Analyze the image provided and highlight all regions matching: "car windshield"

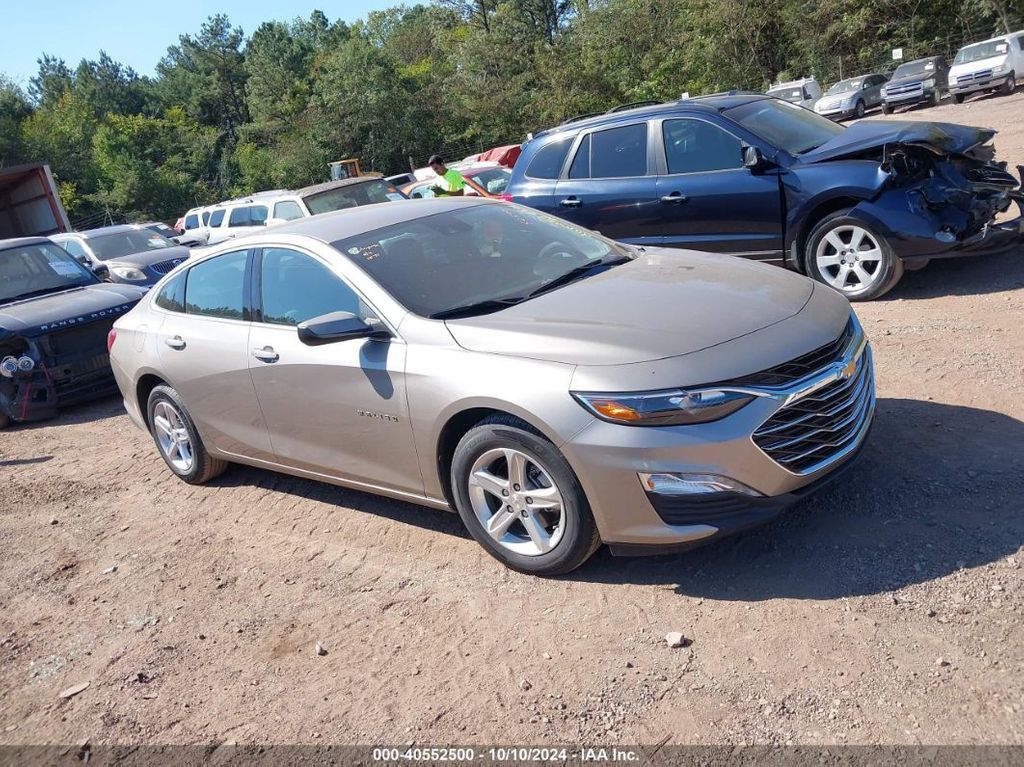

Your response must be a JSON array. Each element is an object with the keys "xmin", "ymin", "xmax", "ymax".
[
  {"xmin": 725, "ymin": 98, "xmax": 844, "ymax": 155},
  {"xmin": 893, "ymin": 59, "xmax": 937, "ymax": 78},
  {"xmin": 303, "ymin": 180, "xmax": 407, "ymax": 216},
  {"xmin": 85, "ymin": 230, "xmax": 175, "ymax": 261},
  {"xmin": 826, "ymin": 78, "xmax": 864, "ymax": 95},
  {"xmin": 331, "ymin": 203, "xmax": 632, "ymax": 318},
  {"xmin": 953, "ymin": 40, "xmax": 1010, "ymax": 64},
  {"xmin": 767, "ymin": 87, "xmax": 805, "ymax": 103},
  {"xmin": 464, "ymin": 167, "xmax": 511, "ymax": 195},
  {"xmin": 0, "ymin": 241, "xmax": 97, "ymax": 304}
]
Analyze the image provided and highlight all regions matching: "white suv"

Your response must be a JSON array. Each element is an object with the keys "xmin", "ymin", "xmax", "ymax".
[
  {"xmin": 949, "ymin": 31, "xmax": 1024, "ymax": 103},
  {"xmin": 203, "ymin": 178, "xmax": 407, "ymax": 246}
]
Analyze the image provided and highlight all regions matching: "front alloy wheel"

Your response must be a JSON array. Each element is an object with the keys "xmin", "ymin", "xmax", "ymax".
[
  {"xmin": 451, "ymin": 415, "xmax": 600, "ymax": 575},
  {"xmin": 805, "ymin": 210, "xmax": 903, "ymax": 301}
]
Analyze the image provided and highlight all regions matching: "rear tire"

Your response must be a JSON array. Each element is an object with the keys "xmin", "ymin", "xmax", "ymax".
[
  {"xmin": 147, "ymin": 385, "xmax": 228, "ymax": 484},
  {"xmin": 804, "ymin": 209, "xmax": 904, "ymax": 301},
  {"xmin": 451, "ymin": 415, "xmax": 600, "ymax": 576}
]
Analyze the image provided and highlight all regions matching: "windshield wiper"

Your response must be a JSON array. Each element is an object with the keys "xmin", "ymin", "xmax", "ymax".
[
  {"xmin": 526, "ymin": 255, "xmax": 631, "ymax": 299},
  {"xmin": 6, "ymin": 286, "xmax": 75, "ymax": 303},
  {"xmin": 430, "ymin": 296, "xmax": 526, "ymax": 320}
]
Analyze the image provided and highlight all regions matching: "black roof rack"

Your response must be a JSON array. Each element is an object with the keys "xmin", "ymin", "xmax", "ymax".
[{"xmin": 605, "ymin": 100, "xmax": 662, "ymax": 113}]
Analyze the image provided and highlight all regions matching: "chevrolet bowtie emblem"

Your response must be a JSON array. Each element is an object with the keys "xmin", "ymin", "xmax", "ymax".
[{"xmin": 839, "ymin": 357, "xmax": 857, "ymax": 380}]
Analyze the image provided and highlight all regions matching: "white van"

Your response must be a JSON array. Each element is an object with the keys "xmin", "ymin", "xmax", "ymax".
[
  {"xmin": 948, "ymin": 31, "xmax": 1024, "ymax": 102},
  {"xmin": 766, "ymin": 78, "xmax": 823, "ymax": 109}
]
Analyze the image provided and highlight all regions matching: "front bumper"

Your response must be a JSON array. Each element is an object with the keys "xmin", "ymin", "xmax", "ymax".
[
  {"xmin": 561, "ymin": 319, "xmax": 874, "ymax": 551},
  {"xmin": 882, "ymin": 86, "xmax": 940, "ymax": 108},
  {"xmin": 815, "ymin": 104, "xmax": 857, "ymax": 120},
  {"xmin": 950, "ymin": 74, "xmax": 1013, "ymax": 96}
]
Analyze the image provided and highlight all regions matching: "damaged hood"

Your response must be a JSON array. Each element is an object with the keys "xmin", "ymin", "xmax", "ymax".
[
  {"xmin": 798, "ymin": 121, "xmax": 995, "ymax": 163},
  {"xmin": 445, "ymin": 249, "xmax": 814, "ymax": 366},
  {"xmin": 0, "ymin": 283, "xmax": 145, "ymax": 339}
]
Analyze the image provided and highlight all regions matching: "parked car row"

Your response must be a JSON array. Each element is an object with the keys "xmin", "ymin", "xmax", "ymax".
[{"xmin": 778, "ymin": 30, "xmax": 1024, "ymax": 122}]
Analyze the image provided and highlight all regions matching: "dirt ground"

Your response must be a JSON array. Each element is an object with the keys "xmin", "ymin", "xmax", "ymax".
[{"xmin": 1, "ymin": 92, "xmax": 1023, "ymax": 749}]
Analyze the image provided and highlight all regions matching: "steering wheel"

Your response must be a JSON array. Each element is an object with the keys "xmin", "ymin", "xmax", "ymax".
[{"xmin": 533, "ymin": 241, "xmax": 581, "ymax": 276}]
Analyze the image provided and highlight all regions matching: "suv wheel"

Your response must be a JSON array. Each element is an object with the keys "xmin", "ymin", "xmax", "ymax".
[
  {"xmin": 953, "ymin": 93, "xmax": 965, "ymax": 104},
  {"xmin": 804, "ymin": 210, "xmax": 904, "ymax": 301},
  {"xmin": 881, "ymin": 102, "xmax": 892, "ymax": 115},
  {"xmin": 854, "ymin": 99, "xmax": 866, "ymax": 118},
  {"xmin": 451, "ymin": 415, "xmax": 600, "ymax": 576},
  {"xmin": 147, "ymin": 385, "xmax": 228, "ymax": 484},
  {"xmin": 1000, "ymin": 73, "xmax": 1016, "ymax": 96}
]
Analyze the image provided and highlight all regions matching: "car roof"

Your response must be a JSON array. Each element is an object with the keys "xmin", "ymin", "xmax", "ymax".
[
  {"xmin": 962, "ymin": 30, "xmax": 1024, "ymax": 46},
  {"xmin": 294, "ymin": 175, "xmax": 387, "ymax": 198},
  {"xmin": 769, "ymin": 78, "xmax": 817, "ymax": 88},
  {"xmin": 899, "ymin": 55, "xmax": 943, "ymax": 64},
  {"xmin": 0, "ymin": 236, "xmax": 52, "ymax": 252},
  {"xmin": 54, "ymin": 225, "xmax": 139, "ymax": 239},
  {"xmin": 533, "ymin": 94, "xmax": 769, "ymax": 140},
  {"xmin": 263, "ymin": 197, "xmax": 492, "ymax": 243}
]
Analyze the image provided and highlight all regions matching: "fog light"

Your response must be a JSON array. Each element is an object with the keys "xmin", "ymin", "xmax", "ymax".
[
  {"xmin": 17, "ymin": 356, "xmax": 34, "ymax": 372},
  {"xmin": 638, "ymin": 472, "xmax": 762, "ymax": 497},
  {"xmin": 0, "ymin": 356, "xmax": 18, "ymax": 377}
]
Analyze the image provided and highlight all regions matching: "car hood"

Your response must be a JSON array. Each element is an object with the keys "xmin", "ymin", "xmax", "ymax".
[
  {"xmin": 798, "ymin": 121, "xmax": 995, "ymax": 163},
  {"xmin": 0, "ymin": 283, "xmax": 146, "ymax": 339},
  {"xmin": 445, "ymin": 249, "xmax": 815, "ymax": 366},
  {"xmin": 105, "ymin": 245, "xmax": 190, "ymax": 269}
]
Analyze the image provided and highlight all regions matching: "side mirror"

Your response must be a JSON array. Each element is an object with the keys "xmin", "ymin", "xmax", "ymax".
[
  {"xmin": 91, "ymin": 263, "xmax": 110, "ymax": 280},
  {"xmin": 743, "ymin": 145, "xmax": 771, "ymax": 171},
  {"xmin": 297, "ymin": 311, "xmax": 391, "ymax": 346}
]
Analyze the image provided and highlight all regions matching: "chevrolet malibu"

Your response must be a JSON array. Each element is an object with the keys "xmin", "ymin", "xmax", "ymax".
[{"xmin": 109, "ymin": 199, "xmax": 875, "ymax": 575}]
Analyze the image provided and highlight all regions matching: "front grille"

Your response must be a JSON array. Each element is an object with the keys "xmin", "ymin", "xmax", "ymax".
[
  {"xmin": 886, "ymin": 82, "xmax": 923, "ymax": 96},
  {"xmin": 753, "ymin": 348, "xmax": 874, "ymax": 474},
  {"xmin": 730, "ymin": 319, "xmax": 854, "ymax": 387},
  {"xmin": 151, "ymin": 257, "xmax": 186, "ymax": 275},
  {"xmin": 957, "ymin": 70, "xmax": 993, "ymax": 84}
]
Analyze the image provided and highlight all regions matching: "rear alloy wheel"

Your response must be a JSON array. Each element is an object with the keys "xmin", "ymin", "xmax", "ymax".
[
  {"xmin": 451, "ymin": 416, "xmax": 599, "ymax": 575},
  {"xmin": 805, "ymin": 210, "xmax": 903, "ymax": 301},
  {"xmin": 147, "ymin": 385, "xmax": 227, "ymax": 484}
]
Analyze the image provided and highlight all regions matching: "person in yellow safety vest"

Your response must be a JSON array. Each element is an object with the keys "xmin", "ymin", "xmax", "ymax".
[{"xmin": 428, "ymin": 155, "xmax": 467, "ymax": 197}]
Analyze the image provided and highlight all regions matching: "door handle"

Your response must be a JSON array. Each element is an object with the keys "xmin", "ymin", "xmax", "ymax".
[
  {"xmin": 252, "ymin": 346, "xmax": 279, "ymax": 363},
  {"xmin": 660, "ymin": 192, "xmax": 689, "ymax": 204},
  {"xmin": 559, "ymin": 197, "xmax": 582, "ymax": 208},
  {"xmin": 165, "ymin": 335, "xmax": 186, "ymax": 350}
]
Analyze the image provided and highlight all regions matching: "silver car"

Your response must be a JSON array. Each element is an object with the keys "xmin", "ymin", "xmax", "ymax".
[
  {"xmin": 814, "ymin": 73, "xmax": 889, "ymax": 120},
  {"xmin": 109, "ymin": 199, "xmax": 875, "ymax": 575}
]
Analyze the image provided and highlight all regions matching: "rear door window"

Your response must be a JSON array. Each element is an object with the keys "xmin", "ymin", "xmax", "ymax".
[
  {"xmin": 590, "ymin": 123, "xmax": 648, "ymax": 178},
  {"xmin": 184, "ymin": 250, "xmax": 248, "ymax": 320},
  {"xmin": 569, "ymin": 134, "xmax": 591, "ymax": 179},
  {"xmin": 525, "ymin": 137, "xmax": 573, "ymax": 179},
  {"xmin": 662, "ymin": 119, "xmax": 743, "ymax": 174},
  {"xmin": 228, "ymin": 206, "xmax": 251, "ymax": 227},
  {"xmin": 209, "ymin": 209, "xmax": 225, "ymax": 227}
]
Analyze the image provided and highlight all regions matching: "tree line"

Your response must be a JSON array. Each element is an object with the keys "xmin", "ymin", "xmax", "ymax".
[{"xmin": 1, "ymin": 0, "xmax": 1021, "ymax": 225}]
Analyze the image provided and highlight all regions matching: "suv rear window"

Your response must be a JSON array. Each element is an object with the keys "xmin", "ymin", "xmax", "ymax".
[{"xmin": 525, "ymin": 137, "xmax": 573, "ymax": 179}]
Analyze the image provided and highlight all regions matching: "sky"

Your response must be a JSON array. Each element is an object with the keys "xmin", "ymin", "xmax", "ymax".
[{"xmin": 0, "ymin": 0, "xmax": 401, "ymax": 86}]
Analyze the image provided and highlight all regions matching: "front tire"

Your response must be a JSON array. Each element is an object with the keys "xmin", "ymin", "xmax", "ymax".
[
  {"xmin": 1000, "ymin": 73, "xmax": 1015, "ymax": 96},
  {"xmin": 147, "ymin": 385, "xmax": 227, "ymax": 484},
  {"xmin": 451, "ymin": 415, "xmax": 600, "ymax": 576},
  {"xmin": 881, "ymin": 102, "xmax": 892, "ymax": 115},
  {"xmin": 953, "ymin": 93, "xmax": 965, "ymax": 104},
  {"xmin": 854, "ymin": 99, "xmax": 866, "ymax": 118},
  {"xmin": 804, "ymin": 209, "xmax": 904, "ymax": 301}
]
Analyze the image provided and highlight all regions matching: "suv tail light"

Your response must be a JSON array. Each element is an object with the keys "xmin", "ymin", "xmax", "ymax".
[
  {"xmin": 499, "ymin": 193, "xmax": 514, "ymax": 202},
  {"xmin": 107, "ymin": 328, "xmax": 117, "ymax": 353}
]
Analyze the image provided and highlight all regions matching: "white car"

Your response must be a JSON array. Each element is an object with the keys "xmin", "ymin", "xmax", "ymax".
[
  {"xmin": 766, "ymin": 78, "xmax": 823, "ymax": 109},
  {"xmin": 949, "ymin": 31, "xmax": 1024, "ymax": 103}
]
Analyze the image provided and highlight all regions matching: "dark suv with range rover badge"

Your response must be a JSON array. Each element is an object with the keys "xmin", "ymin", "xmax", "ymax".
[{"xmin": 0, "ymin": 237, "xmax": 146, "ymax": 427}]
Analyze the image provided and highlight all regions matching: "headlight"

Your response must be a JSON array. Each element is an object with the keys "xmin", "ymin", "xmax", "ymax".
[
  {"xmin": 572, "ymin": 388, "xmax": 755, "ymax": 426},
  {"xmin": 947, "ymin": 73, "xmax": 957, "ymax": 85},
  {"xmin": 992, "ymin": 63, "xmax": 1009, "ymax": 74},
  {"xmin": 922, "ymin": 78, "xmax": 936, "ymax": 88},
  {"xmin": 110, "ymin": 265, "xmax": 147, "ymax": 281}
]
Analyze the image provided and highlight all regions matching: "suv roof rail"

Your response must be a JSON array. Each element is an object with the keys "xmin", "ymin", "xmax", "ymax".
[
  {"xmin": 559, "ymin": 110, "xmax": 604, "ymax": 126},
  {"xmin": 605, "ymin": 100, "xmax": 662, "ymax": 113},
  {"xmin": 693, "ymin": 89, "xmax": 760, "ymax": 99}
]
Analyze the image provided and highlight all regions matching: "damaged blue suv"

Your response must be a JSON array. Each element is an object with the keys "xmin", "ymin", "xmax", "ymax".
[{"xmin": 506, "ymin": 94, "xmax": 1024, "ymax": 300}]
